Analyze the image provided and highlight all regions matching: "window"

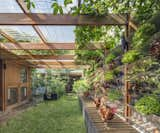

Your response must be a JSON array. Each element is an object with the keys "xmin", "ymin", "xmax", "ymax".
[
  {"xmin": 21, "ymin": 87, "xmax": 27, "ymax": 101},
  {"xmin": 7, "ymin": 88, "xmax": 18, "ymax": 105},
  {"xmin": 20, "ymin": 68, "xmax": 27, "ymax": 83}
]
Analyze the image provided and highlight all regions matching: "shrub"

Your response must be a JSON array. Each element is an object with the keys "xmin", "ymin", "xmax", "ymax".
[
  {"xmin": 107, "ymin": 89, "xmax": 123, "ymax": 102},
  {"xmin": 48, "ymin": 78, "xmax": 66, "ymax": 97},
  {"xmin": 135, "ymin": 95, "xmax": 160, "ymax": 115},
  {"xmin": 73, "ymin": 79, "xmax": 89, "ymax": 93},
  {"xmin": 122, "ymin": 50, "xmax": 140, "ymax": 64},
  {"xmin": 54, "ymin": 80, "xmax": 66, "ymax": 97}
]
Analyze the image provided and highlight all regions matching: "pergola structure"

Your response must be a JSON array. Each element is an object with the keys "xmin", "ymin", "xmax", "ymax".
[
  {"xmin": 0, "ymin": 0, "xmax": 139, "ymax": 120},
  {"xmin": 0, "ymin": 0, "xmax": 137, "ymax": 69}
]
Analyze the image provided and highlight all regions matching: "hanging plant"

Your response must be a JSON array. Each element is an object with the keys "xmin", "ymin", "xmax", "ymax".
[{"xmin": 122, "ymin": 50, "xmax": 140, "ymax": 64}]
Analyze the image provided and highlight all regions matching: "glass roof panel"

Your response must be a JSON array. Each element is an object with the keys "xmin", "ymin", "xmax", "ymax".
[
  {"xmin": 0, "ymin": 35, "xmax": 9, "ymax": 43},
  {"xmin": 0, "ymin": 26, "xmax": 42, "ymax": 43},
  {"xmin": 30, "ymin": 0, "xmax": 78, "ymax": 13},
  {"xmin": 39, "ymin": 26, "xmax": 75, "ymax": 43},
  {"xmin": 0, "ymin": 0, "xmax": 23, "ymax": 13}
]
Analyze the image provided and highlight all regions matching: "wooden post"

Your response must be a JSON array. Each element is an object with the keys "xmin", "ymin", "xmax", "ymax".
[
  {"xmin": 2, "ymin": 60, "xmax": 6, "ymax": 111},
  {"xmin": 124, "ymin": 13, "xmax": 131, "ymax": 120}
]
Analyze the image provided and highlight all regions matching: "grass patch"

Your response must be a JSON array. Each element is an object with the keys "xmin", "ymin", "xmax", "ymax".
[{"xmin": 0, "ymin": 95, "xmax": 86, "ymax": 133}]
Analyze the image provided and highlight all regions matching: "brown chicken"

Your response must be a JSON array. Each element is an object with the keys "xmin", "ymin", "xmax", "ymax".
[
  {"xmin": 94, "ymin": 97, "xmax": 101, "ymax": 108},
  {"xmin": 99, "ymin": 105, "xmax": 115, "ymax": 122}
]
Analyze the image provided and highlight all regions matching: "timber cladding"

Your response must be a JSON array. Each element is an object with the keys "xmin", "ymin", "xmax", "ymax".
[{"xmin": 3, "ymin": 60, "xmax": 31, "ymax": 111}]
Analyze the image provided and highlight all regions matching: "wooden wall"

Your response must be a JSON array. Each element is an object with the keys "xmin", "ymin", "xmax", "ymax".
[{"xmin": 1, "ymin": 60, "xmax": 31, "ymax": 111}]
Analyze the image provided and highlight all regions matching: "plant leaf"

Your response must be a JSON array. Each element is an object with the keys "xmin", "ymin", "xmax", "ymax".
[{"xmin": 64, "ymin": 0, "xmax": 72, "ymax": 7}]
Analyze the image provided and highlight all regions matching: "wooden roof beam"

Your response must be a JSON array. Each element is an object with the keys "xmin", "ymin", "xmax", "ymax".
[
  {"xmin": 0, "ymin": 42, "xmax": 104, "ymax": 50},
  {"xmin": 14, "ymin": 55, "xmax": 75, "ymax": 60},
  {"xmin": 31, "ymin": 61, "xmax": 75, "ymax": 66},
  {"xmin": 1, "ymin": 42, "xmax": 75, "ymax": 50},
  {"xmin": 0, "ymin": 31, "xmax": 50, "ymax": 68},
  {"xmin": 36, "ymin": 65, "xmax": 87, "ymax": 69},
  {"xmin": 16, "ymin": 0, "xmax": 55, "ymax": 55},
  {"xmin": 0, "ymin": 13, "xmax": 127, "ymax": 25}
]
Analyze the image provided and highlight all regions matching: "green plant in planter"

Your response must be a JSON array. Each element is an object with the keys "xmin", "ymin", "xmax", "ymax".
[
  {"xmin": 135, "ymin": 95, "xmax": 160, "ymax": 115},
  {"xmin": 107, "ymin": 89, "xmax": 123, "ymax": 102},
  {"xmin": 122, "ymin": 50, "xmax": 140, "ymax": 64}
]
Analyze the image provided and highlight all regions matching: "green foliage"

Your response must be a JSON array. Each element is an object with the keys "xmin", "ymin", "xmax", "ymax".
[
  {"xmin": 31, "ymin": 71, "xmax": 45, "ymax": 90},
  {"xmin": 51, "ymin": 2, "xmax": 63, "ymax": 14},
  {"xmin": 132, "ymin": 23, "xmax": 156, "ymax": 53},
  {"xmin": 64, "ymin": 0, "xmax": 72, "ymax": 7},
  {"xmin": 122, "ymin": 50, "xmax": 140, "ymax": 64},
  {"xmin": 135, "ymin": 95, "xmax": 160, "ymax": 115},
  {"xmin": 153, "ymin": 88, "xmax": 160, "ymax": 95},
  {"xmin": 25, "ymin": 0, "xmax": 160, "ymax": 24},
  {"xmin": 75, "ymin": 26, "xmax": 103, "ymax": 49},
  {"xmin": 149, "ymin": 12, "xmax": 160, "ymax": 32},
  {"xmin": 32, "ymin": 70, "xmax": 67, "ymax": 97},
  {"xmin": 105, "ymin": 46, "xmax": 122, "ymax": 64},
  {"xmin": 105, "ymin": 53, "xmax": 116, "ymax": 64},
  {"xmin": 75, "ymin": 50, "xmax": 104, "ymax": 65},
  {"xmin": 105, "ymin": 71, "xmax": 114, "ymax": 81},
  {"xmin": 107, "ymin": 89, "xmax": 123, "ymax": 102},
  {"xmin": 24, "ymin": 0, "xmax": 35, "ymax": 9},
  {"xmin": 75, "ymin": 0, "xmax": 108, "ymax": 16},
  {"xmin": 49, "ymin": 78, "xmax": 66, "ymax": 97},
  {"xmin": 73, "ymin": 79, "xmax": 89, "ymax": 93}
]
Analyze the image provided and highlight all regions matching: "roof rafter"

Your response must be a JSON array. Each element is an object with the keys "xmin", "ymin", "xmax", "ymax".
[
  {"xmin": 0, "ymin": 42, "xmax": 107, "ymax": 50},
  {"xmin": 16, "ymin": 0, "xmax": 55, "ymax": 56},
  {"xmin": 36, "ymin": 65, "xmax": 88, "ymax": 69},
  {"xmin": 0, "ymin": 30, "xmax": 51, "ymax": 68},
  {"xmin": 13, "ymin": 55, "xmax": 75, "ymax": 60},
  {"xmin": 31, "ymin": 61, "xmax": 75, "ymax": 66},
  {"xmin": 0, "ymin": 13, "xmax": 127, "ymax": 25}
]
